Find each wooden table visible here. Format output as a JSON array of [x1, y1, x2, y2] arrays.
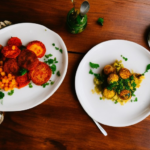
[[0, 0, 150, 149]]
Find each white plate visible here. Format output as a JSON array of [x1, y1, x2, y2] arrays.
[[75, 40, 150, 127], [0, 23, 68, 111]]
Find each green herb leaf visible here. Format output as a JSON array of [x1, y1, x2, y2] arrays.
[[143, 64, 150, 74], [114, 100, 118, 104], [97, 18, 104, 26], [56, 71, 61, 76], [55, 47, 59, 50], [19, 68, 28, 76], [0, 91, 5, 99], [52, 43, 55, 46], [89, 62, 99, 69], [47, 59, 54, 65], [121, 55, 128, 61], [100, 97, 102, 100], [29, 83, 33, 88], [59, 49, 63, 53], [50, 64, 56, 74], [45, 54, 53, 58], [89, 69, 94, 74], [42, 82, 49, 88], [50, 81, 54, 85], [134, 97, 138, 102], [8, 90, 14, 96]]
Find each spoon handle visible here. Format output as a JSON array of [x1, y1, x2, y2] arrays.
[[0, 112, 4, 124], [93, 119, 107, 136]]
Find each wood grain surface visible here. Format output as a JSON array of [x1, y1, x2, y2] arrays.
[[0, 0, 150, 150]]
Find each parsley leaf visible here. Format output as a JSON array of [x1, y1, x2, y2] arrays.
[[29, 83, 33, 88], [19, 68, 27, 76], [89, 62, 99, 69], [100, 97, 102, 100], [42, 82, 49, 88], [56, 71, 61, 76], [55, 47, 59, 50], [97, 18, 104, 26], [50, 64, 56, 74], [50, 81, 54, 85], [52, 43, 55, 46], [45, 54, 53, 58], [114, 100, 118, 104], [59, 49, 63, 53], [89, 69, 94, 74], [121, 55, 128, 61], [8, 90, 14, 96], [0, 91, 5, 99]]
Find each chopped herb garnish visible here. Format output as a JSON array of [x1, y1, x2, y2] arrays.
[[143, 64, 150, 74], [114, 100, 118, 104], [45, 29, 47, 31], [50, 64, 56, 74], [59, 49, 63, 53], [52, 43, 55, 46], [19, 68, 28, 76], [89, 62, 99, 69], [55, 47, 59, 50], [56, 71, 61, 76], [29, 83, 33, 88], [97, 18, 104, 26], [121, 55, 128, 61], [89, 69, 94, 74], [50, 81, 54, 85], [134, 97, 138, 102], [42, 82, 49, 88], [45, 54, 53, 58], [8, 90, 14, 96], [47, 59, 54, 65], [100, 97, 102, 100]]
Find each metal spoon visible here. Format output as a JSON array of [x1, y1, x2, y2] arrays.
[[0, 112, 4, 124], [93, 119, 108, 136], [80, 1, 90, 16]]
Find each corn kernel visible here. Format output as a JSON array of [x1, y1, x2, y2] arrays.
[[1, 72, 5, 76]]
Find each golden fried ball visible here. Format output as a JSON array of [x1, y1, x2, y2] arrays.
[[103, 88, 115, 99], [119, 68, 131, 79], [103, 65, 116, 75], [119, 90, 131, 100], [107, 73, 119, 84]]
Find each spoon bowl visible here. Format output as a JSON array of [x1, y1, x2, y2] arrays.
[[80, 1, 90, 16]]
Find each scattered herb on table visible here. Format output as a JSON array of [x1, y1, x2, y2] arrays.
[[8, 90, 14, 96], [97, 18, 104, 26], [56, 71, 61, 76], [121, 55, 128, 61], [29, 83, 33, 88], [89, 62, 100, 69], [52, 43, 55, 46]]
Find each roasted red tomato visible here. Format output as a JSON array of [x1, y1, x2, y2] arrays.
[[16, 73, 30, 89], [7, 37, 22, 48], [26, 41, 46, 58], [28, 62, 52, 85], [1, 45, 21, 58], [18, 49, 39, 70], [4, 58, 19, 75]]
